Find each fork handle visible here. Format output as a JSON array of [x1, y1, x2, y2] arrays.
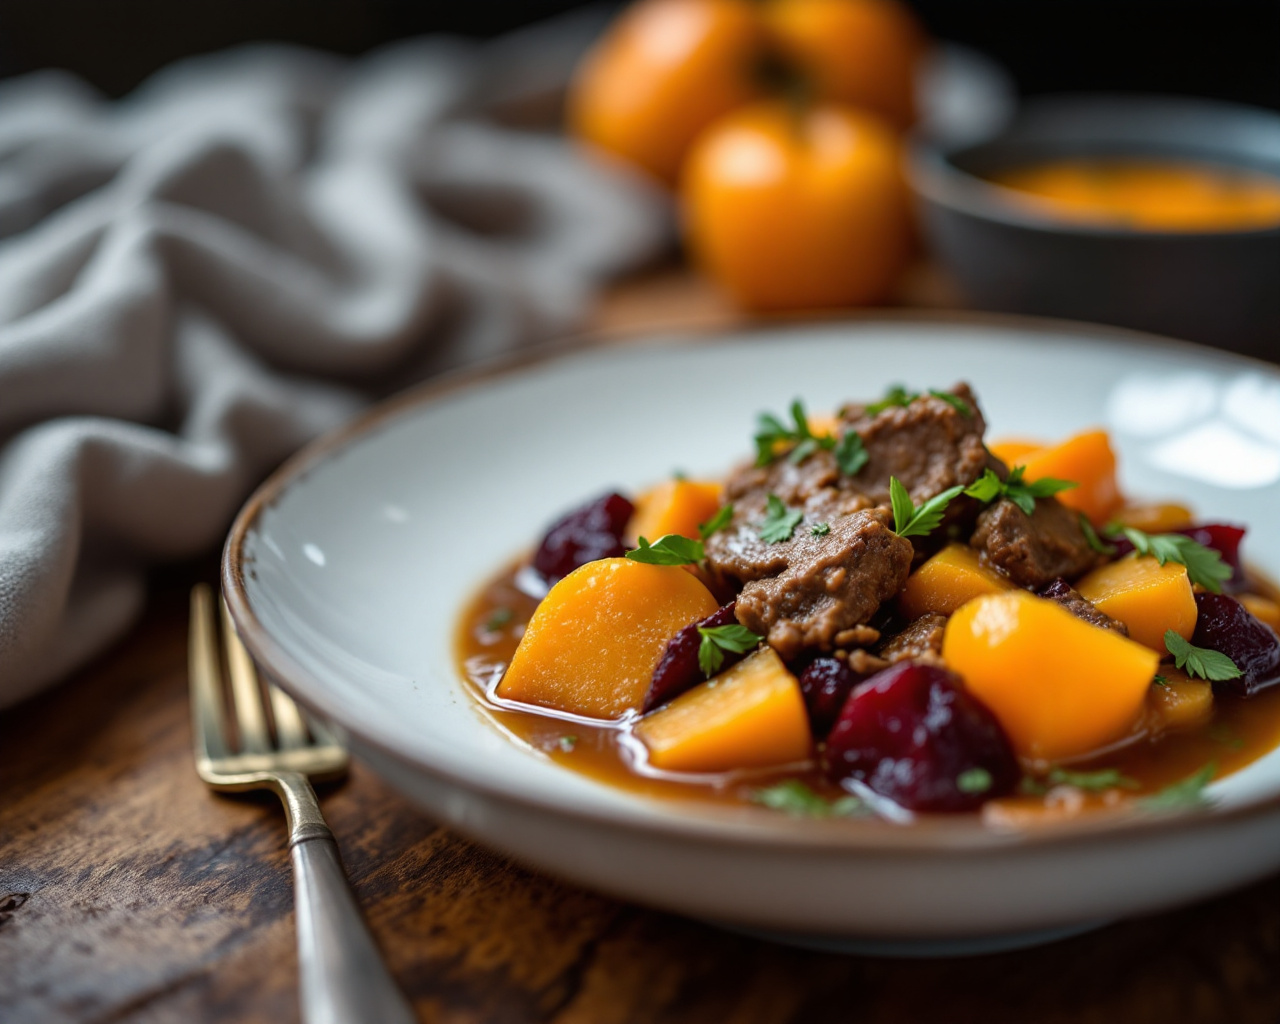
[[279, 776, 417, 1024]]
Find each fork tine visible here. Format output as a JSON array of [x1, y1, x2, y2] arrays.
[[268, 682, 310, 749], [189, 585, 230, 761], [220, 597, 273, 754]]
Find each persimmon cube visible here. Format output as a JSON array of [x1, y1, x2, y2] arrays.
[[1019, 429, 1122, 523], [1112, 503, 1195, 534], [988, 438, 1044, 466], [1076, 555, 1197, 651], [635, 647, 811, 772], [1148, 668, 1214, 733], [943, 592, 1159, 763], [898, 542, 1015, 621], [628, 479, 724, 543], [497, 558, 718, 719]]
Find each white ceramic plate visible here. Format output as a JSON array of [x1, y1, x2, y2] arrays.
[[224, 315, 1280, 952]]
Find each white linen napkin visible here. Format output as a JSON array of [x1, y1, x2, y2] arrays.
[[0, 15, 671, 706]]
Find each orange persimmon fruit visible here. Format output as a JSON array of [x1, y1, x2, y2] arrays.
[[1018, 429, 1123, 524], [497, 558, 719, 719], [1075, 555, 1198, 652], [635, 646, 811, 771], [943, 591, 1159, 763], [681, 101, 911, 310], [629, 479, 724, 542], [897, 542, 1016, 620], [567, 0, 763, 185], [764, 0, 925, 129]]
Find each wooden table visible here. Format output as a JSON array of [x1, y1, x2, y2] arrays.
[[5, 271, 1280, 1024]]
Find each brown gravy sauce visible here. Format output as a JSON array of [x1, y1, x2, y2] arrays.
[[455, 558, 1280, 819]]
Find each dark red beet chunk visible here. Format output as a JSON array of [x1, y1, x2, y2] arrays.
[[642, 603, 739, 712], [532, 492, 634, 582], [1191, 592, 1280, 697], [823, 663, 1019, 812], [798, 658, 858, 739], [1180, 524, 1247, 592]]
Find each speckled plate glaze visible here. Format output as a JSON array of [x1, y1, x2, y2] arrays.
[[223, 314, 1280, 953]]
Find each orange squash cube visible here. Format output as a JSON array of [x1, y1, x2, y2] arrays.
[[1111, 502, 1195, 534], [628, 478, 724, 543], [634, 647, 811, 772], [988, 438, 1045, 466], [1241, 594, 1280, 632], [898, 542, 1016, 620], [497, 558, 719, 719], [1075, 555, 1198, 651], [1018, 429, 1123, 524], [943, 592, 1159, 763], [1147, 668, 1214, 733]]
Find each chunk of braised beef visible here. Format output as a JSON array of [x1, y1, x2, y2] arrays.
[[797, 657, 859, 738], [839, 382, 998, 509], [1038, 578, 1129, 636], [1191, 592, 1280, 698], [878, 613, 947, 663], [732, 508, 914, 660], [642, 603, 739, 713], [970, 497, 1099, 589], [532, 492, 634, 582], [822, 662, 1019, 812]]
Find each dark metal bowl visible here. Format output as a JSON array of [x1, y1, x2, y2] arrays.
[[910, 94, 1280, 359]]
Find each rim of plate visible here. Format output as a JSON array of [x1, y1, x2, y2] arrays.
[[223, 308, 1280, 854]]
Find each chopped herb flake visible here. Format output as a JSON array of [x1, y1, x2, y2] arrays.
[[1079, 514, 1116, 555], [697, 624, 763, 677], [810, 522, 831, 537], [753, 400, 835, 467], [1140, 763, 1216, 812], [956, 767, 993, 794], [834, 430, 869, 476], [1165, 631, 1242, 682], [749, 780, 865, 817], [1045, 767, 1140, 792], [865, 384, 916, 415], [626, 534, 705, 566], [759, 494, 804, 544], [698, 505, 734, 540], [1107, 525, 1233, 593], [558, 735, 578, 752], [1153, 674, 1170, 687], [928, 389, 973, 417], [963, 466, 1078, 517], [484, 608, 514, 632], [890, 477, 964, 539]]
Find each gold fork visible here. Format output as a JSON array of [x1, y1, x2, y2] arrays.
[[189, 584, 416, 1024]]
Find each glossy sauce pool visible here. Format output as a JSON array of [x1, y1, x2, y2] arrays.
[[987, 158, 1280, 232], [455, 561, 1280, 820]]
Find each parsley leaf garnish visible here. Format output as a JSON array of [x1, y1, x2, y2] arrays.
[[753, 400, 835, 467], [626, 534, 704, 566], [1140, 762, 1216, 811], [749, 780, 865, 817], [1106, 526, 1233, 593], [956, 768, 993, 794], [698, 505, 734, 540], [1047, 767, 1140, 791], [1153, 674, 1170, 687], [484, 608, 513, 632], [1164, 631, 1242, 681], [834, 431, 869, 475], [697, 623, 763, 676], [1079, 513, 1116, 555], [864, 385, 971, 417], [811, 522, 831, 536], [889, 477, 964, 539], [963, 466, 1078, 516], [558, 735, 577, 752], [865, 384, 915, 415], [759, 494, 803, 544]]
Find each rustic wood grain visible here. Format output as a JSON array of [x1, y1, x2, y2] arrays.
[[5, 273, 1280, 1024]]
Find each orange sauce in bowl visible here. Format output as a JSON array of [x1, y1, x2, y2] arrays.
[[989, 158, 1280, 232]]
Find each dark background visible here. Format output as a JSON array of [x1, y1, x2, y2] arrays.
[[0, 0, 1277, 109]]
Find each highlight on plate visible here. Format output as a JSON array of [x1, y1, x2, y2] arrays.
[[457, 384, 1280, 822]]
